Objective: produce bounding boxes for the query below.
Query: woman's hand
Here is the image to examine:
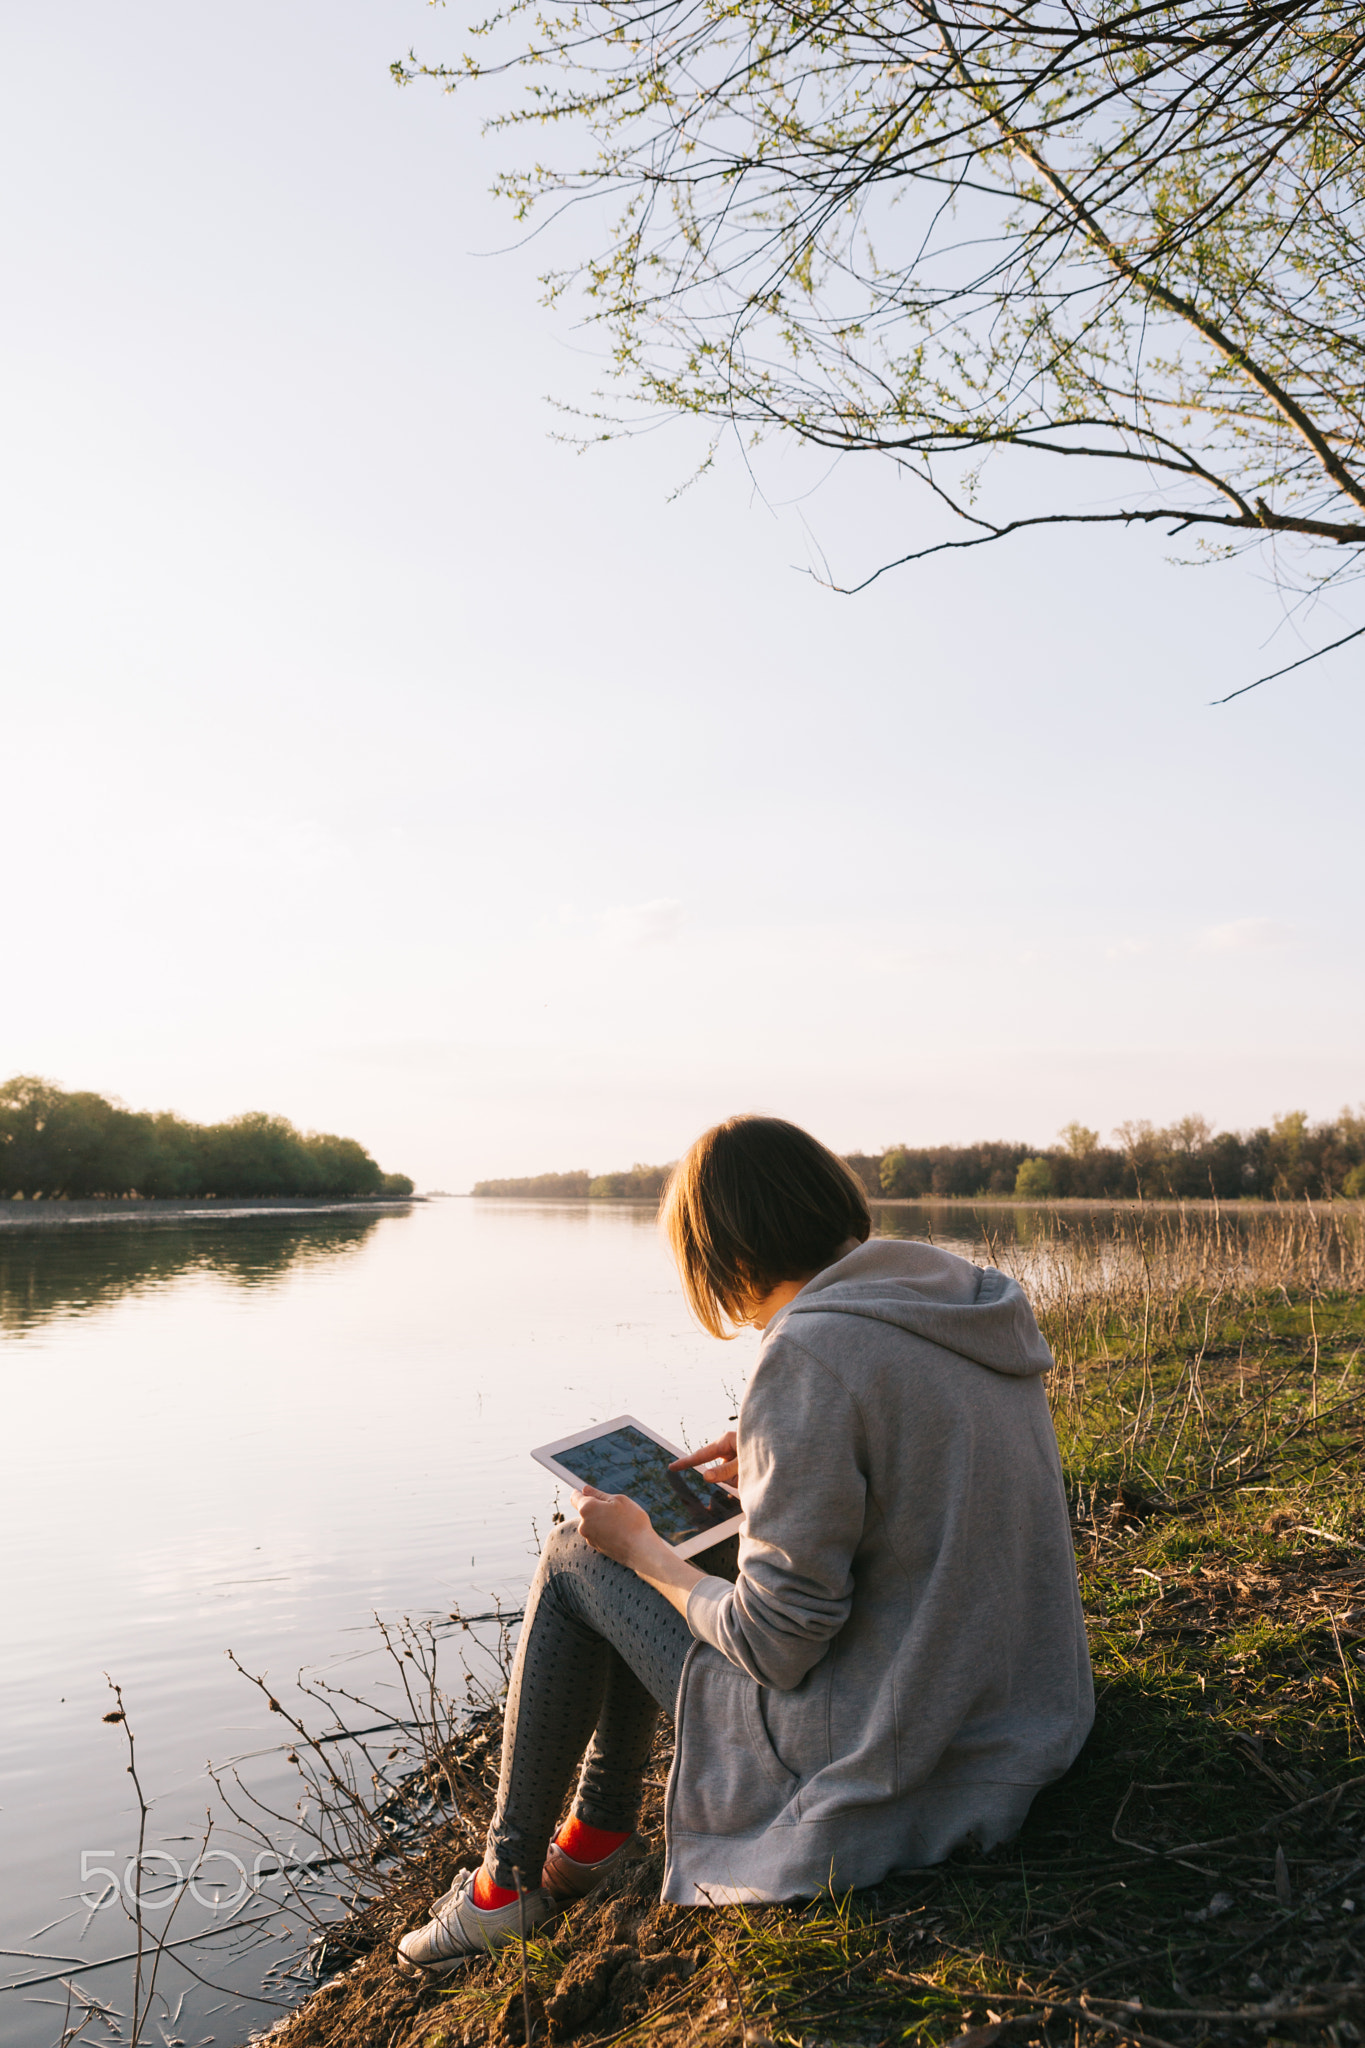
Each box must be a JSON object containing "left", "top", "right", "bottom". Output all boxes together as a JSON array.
[
  {"left": 570, "top": 1486, "right": 708, "bottom": 1620},
  {"left": 570, "top": 1486, "right": 658, "bottom": 1569},
  {"left": 670, "top": 1431, "right": 738, "bottom": 1489}
]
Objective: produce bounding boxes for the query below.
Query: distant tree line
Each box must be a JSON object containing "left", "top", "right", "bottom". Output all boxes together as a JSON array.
[
  {"left": 848, "top": 1111, "right": 1365, "bottom": 1204},
  {"left": 475, "top": 1110, "right": 1365, "bottom": 1206},
  {"left": 0, "top": 1077, "right": 415, "bottom": 1201},
  {"left": 473, "top": 1170, "right": 593, "bottom": 1199},
  {"left": 472, "top": 1163, "right": 672, "bottom": 1200}
]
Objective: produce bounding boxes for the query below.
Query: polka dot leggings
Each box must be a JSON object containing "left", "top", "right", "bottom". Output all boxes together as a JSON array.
[{"left": 484, "top": 1521, "right": 738, "bottom": 1889}]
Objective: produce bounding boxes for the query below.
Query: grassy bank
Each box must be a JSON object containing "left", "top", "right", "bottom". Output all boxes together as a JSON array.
[{"left": 246, "top": 1211, "right": 1365, "bottom": 2048}]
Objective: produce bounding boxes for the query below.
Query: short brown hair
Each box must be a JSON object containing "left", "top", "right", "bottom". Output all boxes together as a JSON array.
[{"left": 661, "top": 1116, "right": 872, "bottom": 1337}]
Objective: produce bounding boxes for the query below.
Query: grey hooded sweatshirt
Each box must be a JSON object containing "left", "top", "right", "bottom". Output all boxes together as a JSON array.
[{"left": 662, "top": 1236, "right": 1093, "bottom": 1904}]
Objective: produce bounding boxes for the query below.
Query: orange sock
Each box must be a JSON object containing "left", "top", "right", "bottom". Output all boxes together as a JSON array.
[
  {"left": 472, "top": 1867, "right": 519, "bottom": 1910},
  {"left": 556, "top": 1816, "right": 631, "bottom": 1866}
]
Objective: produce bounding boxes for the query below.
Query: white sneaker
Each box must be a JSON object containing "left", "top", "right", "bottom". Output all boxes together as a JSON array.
[
  {"left": 541, "top": 1832, "right": 640, "bottom": 1902},
  {"left": 398, "top": 1868, "right": 558, "bottom": 1978}
]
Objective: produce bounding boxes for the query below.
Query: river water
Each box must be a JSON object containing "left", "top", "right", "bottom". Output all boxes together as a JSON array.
[{"left": 0, "top": 1193, "right": 1242, "bottom": 2045}]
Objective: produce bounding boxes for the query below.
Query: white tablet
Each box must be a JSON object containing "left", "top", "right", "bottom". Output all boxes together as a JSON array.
[{"left": 531, "top": 1413, "right": 743, "bottom": 1559}]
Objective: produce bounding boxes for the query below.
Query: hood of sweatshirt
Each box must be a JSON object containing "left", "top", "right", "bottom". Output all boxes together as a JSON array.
[{"left": 772, "top": 1236, "right": 1053, "bottom": 1378}]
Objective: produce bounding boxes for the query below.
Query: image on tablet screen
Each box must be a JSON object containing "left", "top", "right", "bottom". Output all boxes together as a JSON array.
[{"left": 560, "top": 1424, "right": 738, "bottom": 1546}]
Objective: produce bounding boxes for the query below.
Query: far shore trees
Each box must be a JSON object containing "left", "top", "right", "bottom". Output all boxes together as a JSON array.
[
  {"left": 0, "top": 1077, "right": 414, "bottom": 1202},
  {"left": 862, "top": 1107, "right": 1365, "bottom": 1199},
  {"left": 472, "top": 1163, "right": 671, "bottom": 1200},
  {"left": 403, "top": 0, "right": 1365, "bottom": 684},
  {"left": 477, "top": 1109, "right": 1365, "bottom": 1203}
]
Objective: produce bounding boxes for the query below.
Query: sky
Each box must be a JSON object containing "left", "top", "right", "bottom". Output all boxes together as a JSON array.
[{"left": 1, "top": 0, "right": 1360, "bottom": 1190}]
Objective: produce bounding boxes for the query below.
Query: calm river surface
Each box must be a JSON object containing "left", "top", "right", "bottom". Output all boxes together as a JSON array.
[{"left": 0, "top": 1195, "right": 1181, "bottom": 2045}]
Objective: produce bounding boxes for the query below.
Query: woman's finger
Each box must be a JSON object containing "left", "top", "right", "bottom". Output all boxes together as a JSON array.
[{"left": 670, "top": 1433, "right": 736, "bottom": 1472}]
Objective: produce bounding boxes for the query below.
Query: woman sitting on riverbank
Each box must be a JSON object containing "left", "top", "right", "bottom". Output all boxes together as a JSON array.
[{"left": 400, "top": 1115, "right": 1093, "bottom": 1971}]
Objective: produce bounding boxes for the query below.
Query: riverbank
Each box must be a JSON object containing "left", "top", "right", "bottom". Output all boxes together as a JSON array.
[
  {"left": 0, "top": 1195, "right": 421, "bottom": 1231},
  {"left": 242, "top": 1208, "right": 1365, "bottom": 2048},
  {"left": 882, "top": 1195, "right": 1364, "bottom": 1209},
  {"left": 472, "top": 1193, "right": 1363, "bottom": 1211}
]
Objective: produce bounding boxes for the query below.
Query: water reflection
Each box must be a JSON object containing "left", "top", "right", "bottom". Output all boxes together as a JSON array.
[
  {"left": 870, "top": 1197, "right": 1340, "bottom": 1248},
  {"left": 469, "top": 1197, "right": 669, "bottom": 1231},
  {"left": 869, "top": 1197, "right": 1363, "bottom": 1296},
  {"left": 0, "top": 1213, "right": 384, "bottom": 1336},
  {"left": 869, "top": 1200, "right": 1092, "bottom": 1256}
]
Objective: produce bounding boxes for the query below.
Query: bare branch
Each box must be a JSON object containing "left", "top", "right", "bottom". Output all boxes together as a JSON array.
[{"left": 1211, "top": 619, "right": 1365, "bottom": 701}]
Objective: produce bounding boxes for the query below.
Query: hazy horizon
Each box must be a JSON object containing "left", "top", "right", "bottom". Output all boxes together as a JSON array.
[{"left": 4, "top": 1074, "right": 1361, "bottom": 1197}]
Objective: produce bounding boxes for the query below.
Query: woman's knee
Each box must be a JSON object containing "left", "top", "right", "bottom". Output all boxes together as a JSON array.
[
  {"left": 539, "top": 1520, "right": 595, "bottom": 1574},
  {"left": 529, "top": 1520, "right": 619, "bottom": 1631},
  {"left": 536, "top": 1520, "right": 635, "bottom": 1607}
]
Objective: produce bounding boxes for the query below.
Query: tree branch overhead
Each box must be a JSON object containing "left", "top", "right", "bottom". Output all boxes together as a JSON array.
[{"left": 400, "top": 0, "right": 1365, "bottom": 674}]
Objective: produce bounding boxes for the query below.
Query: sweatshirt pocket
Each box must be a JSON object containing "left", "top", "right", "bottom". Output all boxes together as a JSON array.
[
  {"left": 762, "top": 1658, "right": 833, "bottom": 1787},
  {"left": 673, "top": 1653, "right": 798, "bottom": 1837},
  {"left": 742, "top": 1686, "right": 801, "bottom": 1799}
]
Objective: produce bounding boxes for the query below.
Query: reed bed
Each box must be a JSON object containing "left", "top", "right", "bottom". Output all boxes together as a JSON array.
[{"left": 231, "top": 1208, "right": 1365, "bottom": 2048}]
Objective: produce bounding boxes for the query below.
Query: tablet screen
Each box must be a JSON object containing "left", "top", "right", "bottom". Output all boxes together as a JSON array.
[{"left": 555, "top": 1423, "right": 738, "bottom": 1546}]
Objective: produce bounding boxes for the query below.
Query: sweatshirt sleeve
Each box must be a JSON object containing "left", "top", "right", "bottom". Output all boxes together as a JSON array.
[{"left": 684, "top": 1327, "right": 866, "bottom": 1690}]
